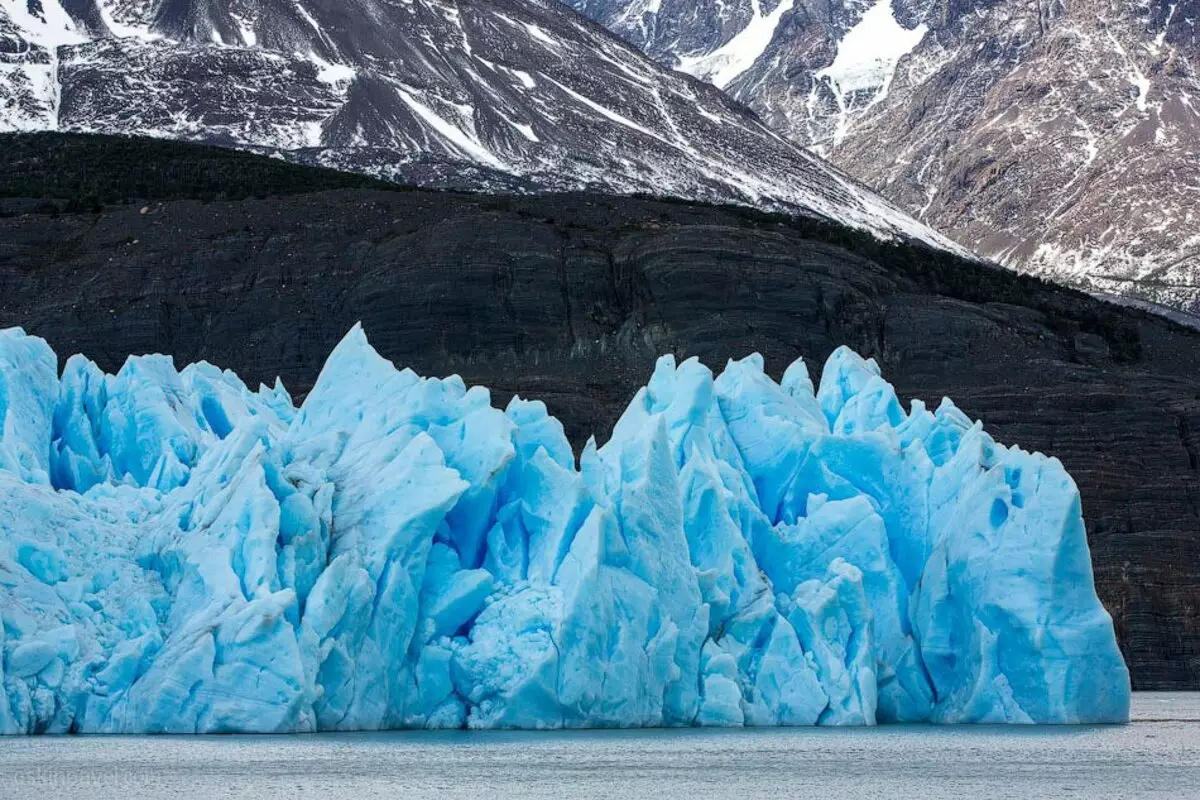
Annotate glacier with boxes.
[0,324,1130,734]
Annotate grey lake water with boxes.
[1,693,1197,800]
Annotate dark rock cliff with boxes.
[1,141,1198,689]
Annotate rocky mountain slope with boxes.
[569,0,1200,312]
[0,0,965,253]
[2,134,1199,689]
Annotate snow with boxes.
[816,0,927,143]
[0,0,88,132]
[396,87,505,169]
[293,3,324,38]
[0,62,61,132]
[0,325,1130,733]
[1132,73,1150,112]
[818,1,927,96]
[93,0,158,41]
[611,0,662,30]
[1107,31,1151,112]
[543,75,664,141]
[501,114,539,141]
[1075,113,1099,166]
[308,52,356,86]
[522,22,561,49]
[1153,4,1177,51]
[510,69,536,89]
[0,0,87,47]
[676,0,795,89]
[233,13,258,47]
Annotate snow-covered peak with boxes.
[0,0,970,257]
[567,0,1200,313]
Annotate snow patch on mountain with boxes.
[676,0,794,89]
[309,53,356,87]
[815,0,926,145]
[0,0,972,260]
[93,0,158,41]
[1,0,85,46]
[565,0,1200,314]
[396,88,506,169]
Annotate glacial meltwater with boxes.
[0,693,1196,799]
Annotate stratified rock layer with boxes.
[0,324,1128,733]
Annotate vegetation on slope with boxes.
[0,132,1159,361]
[0,132,393,209]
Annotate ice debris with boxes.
[0,325,1130,733]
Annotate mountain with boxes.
[3,133,1199,690]
[0,0,966,254]
[568,0,1200,313]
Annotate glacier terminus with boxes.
[0,324,1130,733]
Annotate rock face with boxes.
[0,0,963,253]
[1,183,1199,690]
[567,0,1200,312]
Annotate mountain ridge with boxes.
[567,0,1200,312]
[0,0,969,256]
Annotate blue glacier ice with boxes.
[0,324,1130,733]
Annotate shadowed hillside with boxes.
[0,132,392,211]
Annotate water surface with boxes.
[2,693,1197,799]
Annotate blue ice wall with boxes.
[0,325,1130,733]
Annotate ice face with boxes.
[0,325,1130,733]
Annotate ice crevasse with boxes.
[0,324,1129,733]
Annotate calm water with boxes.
[1,693,1197,799]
